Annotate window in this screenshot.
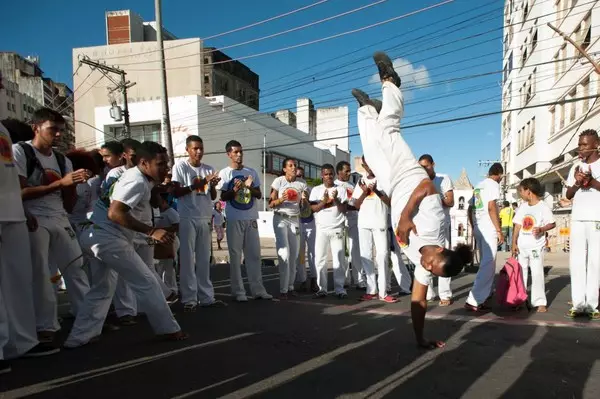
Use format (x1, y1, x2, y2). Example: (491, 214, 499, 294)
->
(521, 44, 528, 68)
(579, 14, 591, 51)
(503, 113, 511, 138)
(581, 77, 590, 113)
(529, 117, 535, 146)
(569, 89, 576, 122)
(507, 143, 511, 162)
(550, 108, 556, 135)
(532, 29, 538, 50)
(204, 74, 210, 84)
(11, 104, 15, 112)
(519, 87, 523, 107)
(508, 52, 513, 74)
(554, 51, 560, 80)
(203, 57, 209, 64)
(6, 102, 10, 111)
(504, 83, 512, 107)
(523, 1, 529, 19)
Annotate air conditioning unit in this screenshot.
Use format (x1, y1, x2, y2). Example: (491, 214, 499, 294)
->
(109, 105, 123, 121)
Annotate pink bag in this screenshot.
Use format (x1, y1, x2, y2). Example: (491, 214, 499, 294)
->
(496, 257, 528, 308)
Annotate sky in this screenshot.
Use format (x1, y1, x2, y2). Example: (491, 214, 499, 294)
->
(0, 0, 505, 183)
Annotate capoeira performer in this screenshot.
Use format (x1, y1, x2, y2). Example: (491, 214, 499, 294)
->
(270, 158, 308, 299)
(65, 142, 188, 348)
(171, 135, 225, 311)
(217, 140, 273, 302)
(295, 166, 318, 292)
(353, 52, 472, 348)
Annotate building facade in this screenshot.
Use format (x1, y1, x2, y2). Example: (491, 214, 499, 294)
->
(502, 0, 600, 251)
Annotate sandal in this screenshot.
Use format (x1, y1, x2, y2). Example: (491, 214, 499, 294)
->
(439, 299, 453, 307)
(417, 340, 445, 350)
(536, 306, 548, 313)
(158, 331, 189, 342)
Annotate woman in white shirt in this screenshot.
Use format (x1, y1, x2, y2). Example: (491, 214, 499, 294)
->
(511, 178, 556, 313)
(269, 158, 308, 299)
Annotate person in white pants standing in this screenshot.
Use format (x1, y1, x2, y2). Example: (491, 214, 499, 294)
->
(0, 118, 59, 374)
(171, 135, 225, 311)
(565, 129, 600, 320)
(153, 196, 180, 295)
(387, 223, 413, 296)
(12, 108, 91, 343)
(465, 163, 504, 311)
(65, 142, 188, 348)
(335, 161, 364, 289)
(419, 154, 455, 306)
(269, 158, 308, 299)
(310, 164, 349, 299)
(295, 166, 318, 292)
(353, 51, 472, 349)
(353, 156, 397, 303)
(216, 140, 272, 302)
(511, 178, 555, 313)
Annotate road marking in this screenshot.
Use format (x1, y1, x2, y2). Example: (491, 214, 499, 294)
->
(170, 374, 248, 399)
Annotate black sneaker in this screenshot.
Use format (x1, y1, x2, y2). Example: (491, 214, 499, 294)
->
(23, 342, 60, 358)
(117, 315, 137, 326)
(351, 89, 383, 113)
(373, 51, 401, 87)
(0, 360, 11, 375)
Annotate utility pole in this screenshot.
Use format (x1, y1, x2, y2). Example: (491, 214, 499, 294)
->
(155, 0, 175, 166)
(79, 56, 135, 138)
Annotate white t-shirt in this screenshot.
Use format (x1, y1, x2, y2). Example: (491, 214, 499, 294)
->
(13, 140, 74, 217)
(433, 173, 454, 223)
(216, 166, 261, 221)
(472, 178, 500, 231)
(154, 207, 180, 229)
(567, 159, 600, 221)
(171, 159, 216, 220)
(352, 177, 388, 230)
(513, 201, 555, 250)
(69, 183, 93, 226)
(335, 179, 358, 224)
(271, 176, 307, 217)
(0, 123, 26, 223)
(309, 184, 348, 231)
(213, 209, 224, 226)
(95, 167, 153, 242)
(90, 166, 126, 225)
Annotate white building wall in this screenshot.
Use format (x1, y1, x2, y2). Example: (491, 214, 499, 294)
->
(316, 106, 349, 152)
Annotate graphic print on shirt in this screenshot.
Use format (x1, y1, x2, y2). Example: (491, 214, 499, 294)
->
(0, 134, 14, 166)
(284, 187, 299, 202)
(473, 188, 484, 210)
(227, 175, 253, 210)
(43, 169, 62, 184)
(521, 214, 536, 233)
(192, 175, 208, 195)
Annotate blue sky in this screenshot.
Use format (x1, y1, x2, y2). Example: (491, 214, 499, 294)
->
(0, 0, 503, 183)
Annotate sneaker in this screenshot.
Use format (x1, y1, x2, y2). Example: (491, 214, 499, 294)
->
(0, 360, 11, 375)
(166, 292, 179, 305)
(22, 343, 60, 358)
(102, 322, 121, 332)
(117, 315, 137, 326)
(380, 295, 399, 304)
(254, 292, 273, 300)
(184, 303, 198, 312)
(373, 51, 401, 87)
(351, 89, 383, 113)
(310, 278, 319, 293)
(235, 295, 249, 302)
(337, 292, 348, 299)
(313, 290, 327, 298)
(359, 294, 378, 301)
(202, 300, 228, 308)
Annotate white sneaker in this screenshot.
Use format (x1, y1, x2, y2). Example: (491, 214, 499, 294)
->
(254, 292, 273, 300)
(235, 295, 248, 302)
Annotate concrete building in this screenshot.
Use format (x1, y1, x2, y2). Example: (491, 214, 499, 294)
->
(73, 9, 259, 149)
(273, 98, 349, 153)
(450, 168, 474, 247)
(91, 94, 350, 210)
(0, 52, 74, 151)
(501, 0, 599, 250)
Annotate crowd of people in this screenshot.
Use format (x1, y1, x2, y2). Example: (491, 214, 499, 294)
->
(1, 51, 599, 374)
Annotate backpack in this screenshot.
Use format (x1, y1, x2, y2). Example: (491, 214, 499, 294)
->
(18, 141, 67, 184)
(496, 257, 528, 308)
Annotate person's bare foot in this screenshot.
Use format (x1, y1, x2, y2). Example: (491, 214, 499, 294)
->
(158, 331, 189, 342)
(536, 306, 548, 313)
(417, 339, 445, 350)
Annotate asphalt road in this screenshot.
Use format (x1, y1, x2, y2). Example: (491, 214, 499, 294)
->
(2, 264, 599, 399)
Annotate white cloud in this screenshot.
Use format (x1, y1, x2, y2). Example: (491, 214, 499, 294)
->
(368, 58, 431, 90)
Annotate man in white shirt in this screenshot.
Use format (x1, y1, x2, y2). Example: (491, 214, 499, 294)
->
(216, 140, 272, 302)
(65, 141, 188, 348)
(353, 51, 473, 349)
(310, 164, 349, 298)
(0, 117, 59, 374)
(12, 108, 91, 343)
(465, 163, 505, 311)
(296, 166, 318, 292)
(565, 129, 600, 319)
(335, 161, 365, 289)
(419, 154, 455, 306)
(353, 157, 397, 303)
(171, 135, 225, 311)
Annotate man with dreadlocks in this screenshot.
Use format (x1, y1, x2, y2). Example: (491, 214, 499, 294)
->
(565, 129, 600, 320)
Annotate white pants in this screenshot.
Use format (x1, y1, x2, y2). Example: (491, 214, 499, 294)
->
(466, 227, 498, 307)
(0, 222, 38, 359)
(29, 215, 89, 332)
(359, 227, 389, 298)
(569, 220, 600, 311)
(65, 227, 180, 347)
(273, 214, 300, 294)
(226, 220, 268, 297)
(179, 218, 215, 305)
(427, 229, 453, 301)
(344, 219, 364, 285)
(156, 259, 178, 294)
(315, 227, 346, 294)
(518, 246, 547, 307)
(297, 219, 317, 282)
